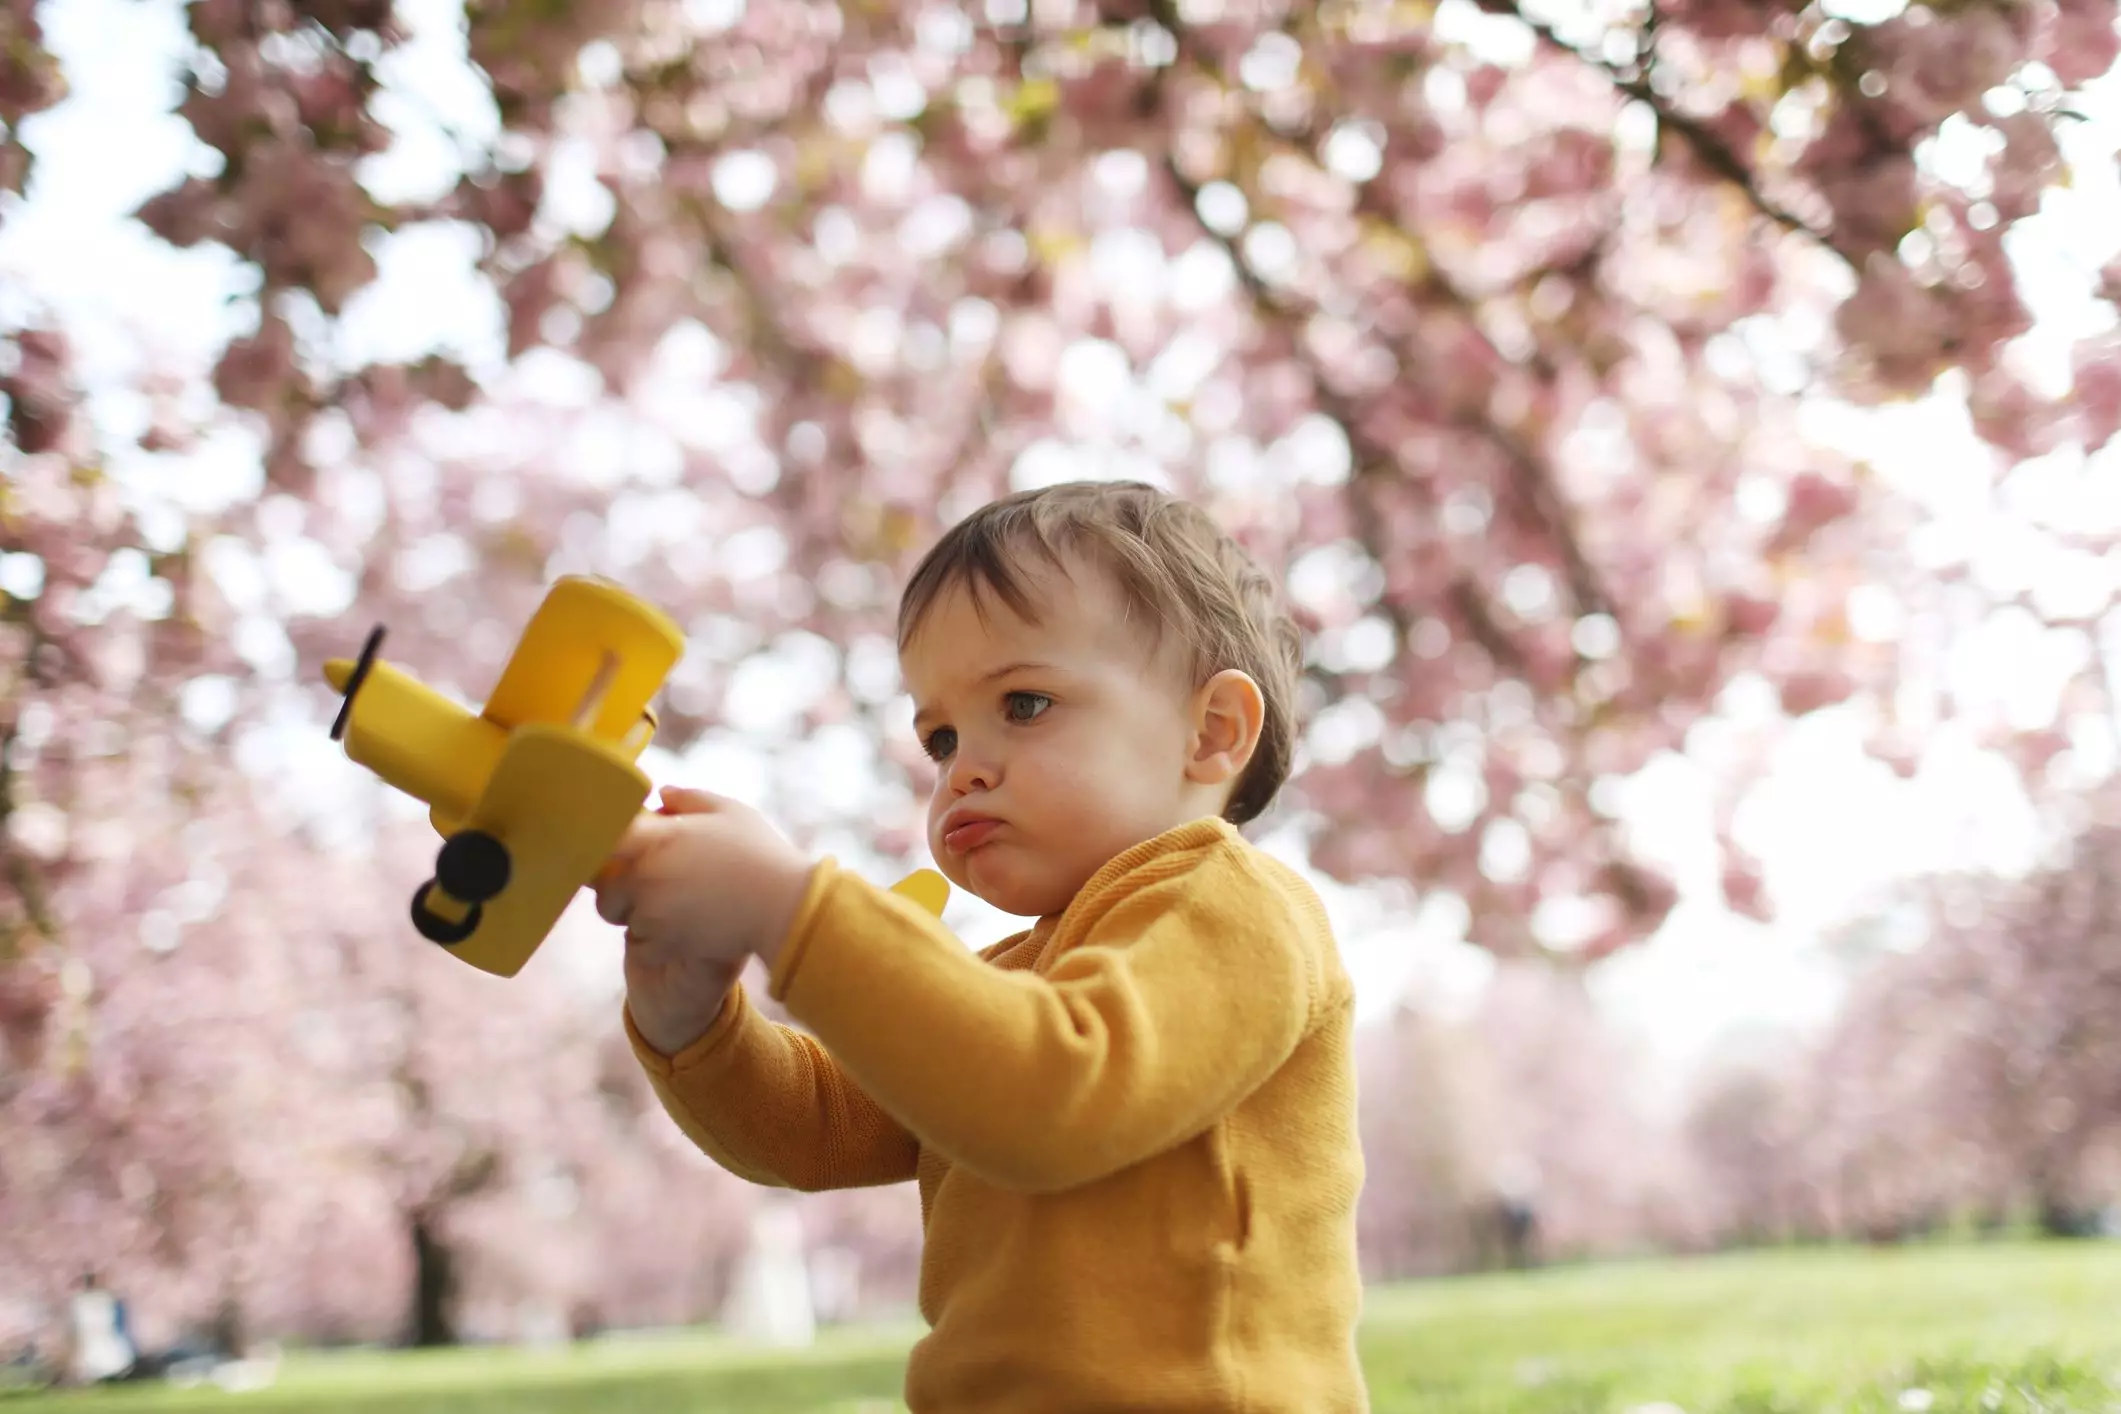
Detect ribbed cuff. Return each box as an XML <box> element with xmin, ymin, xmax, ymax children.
<box><xmin>623</xmin><ymin>984</ymin><xmax>744</xmax><ymax>1077</ymax></box>
<box><xmin>767</xmin><ymin>856</ymin><xmax>842</xmax><ymax>1001</ymax></box>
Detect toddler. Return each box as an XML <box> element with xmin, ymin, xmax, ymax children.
<box><xmin>595</xmin><ymin>480</ymin><xmax>1367</xmax><ymax>1411</ymax></box>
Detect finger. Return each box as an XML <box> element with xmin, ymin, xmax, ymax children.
<box><xmin>656</xmin><ymin>785</ymin><xmax>730</xmax><ymax>816</ymax></box>
<box><xmin>594</xmin><ymin>879</ymin><xmax>635</xmax><ymax>926</ymax></box>
<box><xmin>624</xmin><ymin>922</ymin><xmax>674</xmax><ymax>966</ymax></box>
<box><xmin>605</xmin><ymin>812</ymin><xmax>675</xmax><ymax>869</ymax></box>
<box><xmin>591</xmin><ymin>843</ymin><xmax>640</xmax><ymax>886</ymax></box>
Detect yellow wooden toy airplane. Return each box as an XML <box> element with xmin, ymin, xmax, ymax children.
<box><xmin>323</xmin><ymin>575</ymin><xmax>949</xmax><ymax>978</ymax></box>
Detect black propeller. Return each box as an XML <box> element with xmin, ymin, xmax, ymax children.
<box><xmin>329</xmin><ymin>624</ymin><xmax>386</xmax><ymax>743</ymax></box>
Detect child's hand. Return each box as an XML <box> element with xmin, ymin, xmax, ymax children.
<box><xmin>594</xmin><ymin>786</ymin><xmax>815</xmax><ymax>1056</ymax></box>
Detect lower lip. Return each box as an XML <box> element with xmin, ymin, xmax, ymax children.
<box><xmin>945</xmin><ymin>820</ymin><xmax>1001</xmax><ymax>852</ymax></box>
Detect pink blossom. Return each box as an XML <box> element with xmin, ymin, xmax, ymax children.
<box><xmin>1722</xmin><ymin>591</ymin><xmax>1781</xmax><ymax>639</ymax></box>
<box><xmin>0</xmin><ymin>0</ymin><xmax>65</xmax><ymax>124</ymax></box>
<box><xmin>1720</xmin><ymin>854</ymin><xmax>1769</xmax><ymax>920</ymax></box>
<box><xmin>184</xmin><ymin>0</ymin><xmax>246</xmax><ymax>46</ymax></box>
<box><xmin>135</xmin><ymin>177</ymin><xmax>229</xmax><ymax>248</ymax></box>
<box><xmin>211</xmin><ymin>310</ymin><xmax>299</xmax><ymax>412</ymax></box>
<box><xmin>2011</xmin><ymin>726</ymin><xmax>2070</xmax><ymax>775</ymax></box>
<box><xmin>468</xmin><ymin>0</ymin><xmax>641</xmax><ymax>121</ymax></box>
<box><xmin>501</xmin><ymin>256</ymin><xmax>563</xmax><ymax>359</ymax></box>
<box><xmin>3</xmin><ymin>327</ymin><xmax>79</xmax><ymax>454</ymax></box>
<box><xmin>447</xmin><ymin>168</ymin><xmax>544</xmax><ymax>242</ymax></box>
<box><xmin>178</xmin><ymin>43</ymin><xmax>278</xmax><ymax>155</ymax></box>
<box><xmin>1867</xmin><ymin>6</ymin><xmax>2025</xmax><ymax>127</ymax></box>
<box><xmin>1521</xmin><ymin>128</ymin><xmax>1615</xmax><ymax>202</ymax></box>
<box><xmin>2096</xmin><ymin>257</ymin><xmax>2121</xmax><ymax>306</ymax></box>
<box><xmin>1597</xmin><ymin>860</ymin><xmax>1681</xmax><ymax>933</ymax></box>
<box><xmin>1987</xmin><ymin>112</ymin><xmax>2063</xmax><ymax>221</ymax></box>
<box><xmin>2038</xmin><ymin>0</ymin><xmax>2121</xmax><ymax>85</ymax></box>
<box><xmin>232</xmin><ymin>141</ymin><xmax>378</xmax><ymax>314</ymax></box>
<box><xmin>290</xmin><ymin>61</ymin><xmax>384</xmax><ymax>154</ymax></box>
<box><xmin>1952</xmin><ymin>222</ymin><xmax>2036</xmax><ymax>360</ymax></box>
<box><xmin>1465</xmin><ymin>64</ymin><xmax>1508</xmax><ymax>109</ymax></box>
<box><xmin>1868</xmin><ymin>727</ymin><xmax>1922</xmax><ymax>779</ymax></box>
<box><xmin>1769</xmin><ymin>471</ymin><xmax>1860</xmax><ymax>554</ymax></box>
<box><xmin>1834</xmin><ymin>255</ymin><xmax>1954</xmax><ymax>392</ymax></box>
<box><xmin>1666</xmin><ymin>0</ymin><xmax>1787</xmax><ymax>39</ymax></box>
<box><xmin>1810</xmin><ymin>151</ymin><xmax>1919</xmax><ymax>257</ymax></box>
<box><xmin>1779</xmin><ymin>665</ymin><xmax>1858</xmax><ymax>715</ymax></box>
<box><xmin>301</xmin><ymin>0</ymin><xmax>397</xmax><ymax>38</ymax></box>
<box><xmin>1968</xmin><ymin>366</ymin><xmax>2066</xmax><ymax>458</ymax></box>
<box><xmin>2072</xmin><ymin>333</ymin><xmax>2121</xmax><ymax>452</ymax></box>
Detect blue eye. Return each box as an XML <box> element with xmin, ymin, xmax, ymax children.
<box><xmin>1005</xmin><ymin>692</ymin><xmax>1051</xmax><ymax>723</ymax></box>
<box><xmin>921</xmin><ymin>727</ymin><xmax>957</xmax><ymax>761</ymax></box>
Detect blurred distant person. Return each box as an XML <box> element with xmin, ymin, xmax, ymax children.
<box><xmin>64</xmin><ymin>1273</ymin><xmax>134</xmax><ymax>1385</ymax></box>
<box><xmin>1490</xmin><ymin>1157</ymin><xmax>1542</xmax><ymax>1271</ymax></box>
<box><xmin>596</xmin><ymin>482</ymin><xmax>1367</xmax><ymax>1412</ymax></box>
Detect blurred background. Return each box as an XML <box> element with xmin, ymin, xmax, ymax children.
<box><xmin>2</xmin><ymin>0</ymin><xmax>2120</xmax><ymax>1400</ymax></box>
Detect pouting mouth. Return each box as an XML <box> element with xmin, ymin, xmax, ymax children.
<box><xmin>328</xmin><ymin>624</ymin><xmax>386</xmax><ymax>742</ymax></box>
<box><xmin>942</xmin><ymin>815</ymin><xmax>1003</xmax><ymax>853</ymax></box>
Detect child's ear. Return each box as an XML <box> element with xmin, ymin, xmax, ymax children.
<box><xmin>1186</xmin><ymin>669</ymin><xmax>1266</xmax><ymax>790</ymax></box>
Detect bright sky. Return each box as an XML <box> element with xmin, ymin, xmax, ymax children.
<box><xmin>5</xmin><ymin>0</ymin><xmax>2118</xmax><ymax>1107</ymax></box>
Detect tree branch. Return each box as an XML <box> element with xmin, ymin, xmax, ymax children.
<box><xmin>1154</xmin><ymin>145</ymin><xmax>1528</xmax><ymax>676</ymax></box>
<box><xmin>0</xmin><ymin>602</ymin><xmax>64</xmax><ymax>962</ymax></box>
<box><xmin>1504</xmin><ymin>3</ymin><xmax>1858</xmax><ymax>267</ymax></box>
<box><xmin>1363</xmin><ymin>225</ymin><xmax>1616</xmax><ymax>623</ymax></box>
<box><xmin>1171</xmin><ymin>4</ymin><xmax>1619</xmax><ymax>628</ymax></box>
<box><xmin>1141</xmin><ymin>4</ymin><xmax>1613</xmax><ymax>659</ymax></box>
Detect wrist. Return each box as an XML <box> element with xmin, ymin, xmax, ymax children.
<box><xmin>753</xmin><ymin>854</ymin><xmax>819</xmax><ymax>973</ymax></box>
<box><xmin>632</xmin><ymin>970</ymin><xmax>738</xmax><ymax>1058</ymax></box>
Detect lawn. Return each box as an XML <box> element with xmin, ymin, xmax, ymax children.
<box><xmin>13</xmin><ymin>1241</ymin><xmax>2121</xmax><ymax>1413</ymax></box>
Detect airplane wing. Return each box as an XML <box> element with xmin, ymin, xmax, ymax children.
<box><xmin>481</xmin><ymin>576</ymin><xmax>685</xmax><ymax>742</ymax></box>
<box><xmin>889</xmin><ymin>869</ymin><xmax>950</xmax><ymax>917</ymax></box>
<box><xmin>425</xmin><ymin>723</ymin><xmax>653</xmax><ymax>977</ymax></box>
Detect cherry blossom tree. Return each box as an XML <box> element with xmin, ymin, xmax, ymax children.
<box><xmin>97</xmin><ymin>0</ymin><xmax>2118</xmax><ymax>957</ymax></box>
<box><xmin>1</xmin><ymin>765</ymin><xmax>763</xmax><ymax>1356</ymax></box>
<box><xmin>4</xmin><ymin>0</ymin><xmax>2121</xmax><ymax>1352</ymax></box>
<box><xmin>1358</xmin><ymin>961</ymin><xmax>1705</xmax><ymax>1276</ymax></box>
<box><xmin>1707</xmin><ymin>790</ymin><xmax>2121</xmax><ymax>1245</ymax></box>
<box><xmin>0</xmin><ymin>325</ymin><xmax>752</xmax><ymax>1357</ymax></box>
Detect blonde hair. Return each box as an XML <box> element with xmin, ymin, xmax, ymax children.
<box><xmin>896</xmin><ymin>481</ymin><xmax>1303</xmax><ymax>825</ymax></box>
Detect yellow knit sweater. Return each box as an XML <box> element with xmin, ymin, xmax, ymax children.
<box><xmin>625</xmin><ymin>818</ymin><xmax>1368</xmax><ymax>1412</ymax></box>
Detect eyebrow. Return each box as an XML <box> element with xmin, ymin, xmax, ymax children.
<box><xmin>911</xmin><ymin>660</ymin><xmax>1059</xmax><ymax>729</ymax></box>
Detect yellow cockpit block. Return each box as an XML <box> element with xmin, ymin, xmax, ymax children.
<box><xmin>481</xmin><ymin>576</ymin><xmax>684</xmax><ymax>743</ymax></box>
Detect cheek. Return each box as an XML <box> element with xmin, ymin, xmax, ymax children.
<box><xmin>1007</xmin><ymin>732</ymin><xmax>1083</xmax><ymax>798</ymax></box>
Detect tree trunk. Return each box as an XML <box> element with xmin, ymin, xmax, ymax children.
<box><xmin>407</xmin><ymin>1211</ymin><xmax>457</xmax><ymax>1347</ymax></box>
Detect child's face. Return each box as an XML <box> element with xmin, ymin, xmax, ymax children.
<box><xmin>900</xmin><ymin>553</ymin><xmax>1210</xmax><ymax>918</ymax></box>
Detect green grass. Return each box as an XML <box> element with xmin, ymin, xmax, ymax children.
<box><xmin>1357</xmin><ymin>1241</ymin><xmax>2121</xmax><ymax>1412</ymax></box>
<box><xmin>13</xmin><ymin>1242</ymin><xmax>2121</xmax><ymax>1412</ymax></box>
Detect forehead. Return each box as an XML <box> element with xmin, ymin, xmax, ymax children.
<box><xmin>900</xmin><ymin>551</ymin><xmax>1152</xmax><ymax>691</ymax></box>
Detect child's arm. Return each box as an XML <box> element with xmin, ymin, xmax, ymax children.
<box><xmin>626</xmin><ymin>983</ymin><xmax>919</xmax><ymax>1191</ymax></box>
<box><xmin>763</xmin><ymin>839</ymin><xmax>1324</xmax><ymax>1194</ymax></box>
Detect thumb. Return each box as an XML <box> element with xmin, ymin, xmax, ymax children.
<box><xmin>656</xmin><ymin>785</ymin><xmax>731</xmax><ymax>816</ymax></box>
<box><xmin>603</xmin><ymin>810</ymin><xmax>677</xmax><ymax>872</ymax></box>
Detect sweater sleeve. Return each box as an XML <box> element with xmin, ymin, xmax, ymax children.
<box><xmin>626</xmin><ymin>978</ymin><xmax>919</xmax><ymax>1192</ymax></box>
<box><xmin>769</xmin><ymin>845</ymin><xmax>1321</xmax><ymax>1194</ymax></box>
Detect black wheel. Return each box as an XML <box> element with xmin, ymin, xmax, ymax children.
<box><xmin>329</xmin><ymin>624</ymin><xmax>386</xmax><ymax>742</ymax></box>
<box><xmin>435</xmin><ymin>830</ymin><xmax>511</xmax><ymax>903</ymax></box>
<box><xmin>410</xmin><ymin>881</ymin><xmax>481</xmax><ymax>946</ymax></box>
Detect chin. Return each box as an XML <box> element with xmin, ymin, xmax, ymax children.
<box><xmin>957</xmin><ymin>858</ymin><xmax>1076</xmax><ymax>919</ymax></box>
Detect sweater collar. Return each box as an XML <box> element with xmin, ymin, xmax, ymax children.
<box><xmin>1032</xmin><ymin>816</ymin><xmax>1238</xmax><ymax>936</ymax></box>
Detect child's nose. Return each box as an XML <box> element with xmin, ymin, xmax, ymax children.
<box><xmin>946</xmin><ymin>750</ymin><xmax>997</xmax><ymax>795</ymax></box>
